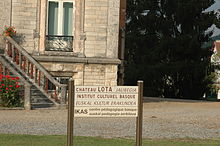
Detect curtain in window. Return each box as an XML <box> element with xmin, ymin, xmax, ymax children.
<box><xmin>48</xmin><ymin>2</ymin><xmax>58</xmax><ymax>35</ymax></box>
<box><xmin>63</xmin><ymin>2</ymin><xmax>73</xmax><ymax>36</ymax></box>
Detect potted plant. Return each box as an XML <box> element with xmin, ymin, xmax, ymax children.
<box><xmin>2</xmin><ymin>25</ymin><xmax>16</xmax><ymax>37</ymax></box>
<box><xmin>1</xmin><ymin>26</ymin><xmax>17</xmax><ymax>56</ymax></box>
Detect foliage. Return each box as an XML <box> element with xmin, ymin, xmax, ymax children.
<box><xmin>2</xmin><ymin>25</ymin><xmax>16</xmax><ymax>37</ymax></box>
<box><xmin>0</xmin><ymin>74</ymin><xmax>22</xmax><ymax>107</ymax></box>
<box><xmin>125</xmin><ymin>0</ymin><xmax>217</xmax><ymax>99</ymax></box>
<box><xmin>205</xmin><ymin>64</ymin><xmax>220</xmax><ymax>98</ymax></box>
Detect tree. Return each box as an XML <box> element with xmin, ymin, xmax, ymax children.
<box><xmin>125</xmin><ymin>0</ymin><xmax>217</xmax><ymax>98</ymax></box>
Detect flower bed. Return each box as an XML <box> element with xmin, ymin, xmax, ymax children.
<box><xmin>0</xmin><ymin>74</ymin><xmax>23</xmax><ymax>107</ymax></box>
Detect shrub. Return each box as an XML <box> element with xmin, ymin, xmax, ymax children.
<box><xmin>0</xmin><ymin>74</ymin><xmax>22</xmax><ymax>107</ymax></box>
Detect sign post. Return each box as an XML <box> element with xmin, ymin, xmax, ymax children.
<box><xmin>74</xmin><ymin>86</ymin><xmax>139</xmax><ymax>117</ymax></box>
<box><xmin>67</xmin><ymin>79</ymin><xmax>74</xmax><ymax>146</ymax></box>
<box><xmin>67</xmin><ymin>80</ymin><xmax>144</xmax><ymax>146</ymax></box>
<box><xmin>136</xmin><ymin>81</ymin><xmax>143</xmax><ymax>146</ymax></box>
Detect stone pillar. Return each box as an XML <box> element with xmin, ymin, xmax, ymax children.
<box><xmin>60</xmin><ymin>86</ymin><xmax>67</xmax><ymax>105</ymax></box>
<box><xmin>74</xmin><ymin>0</ymin><xmax>81</xmax><ymax>53</ymax></box>
<box><xmin>39</xmin><ymin>0</ymin><xmax>47</xmax><ymax>53</ymax></box>
<box><xmin>74</xmin><ymin>0</ymin><xmax>86</xmax><ymax>56</ymax></box>
<box><xmin>0</xmin><ymin>0</ymin><xmax>12</xmax><ymax>50</ymax></box>
<box><xmin>24</xmin><ymin>82</ymin><xmax>31</xmax><ymax>110</ymax></box>
<box><xmin>80</xmin><ymin>0</ymin><xmax>86</xmax><ymax>56</ymax></box>
<box><xmin>106</xmin><ymin>0</ymin><xmax>120</xmax><ymax>58</ymax></box>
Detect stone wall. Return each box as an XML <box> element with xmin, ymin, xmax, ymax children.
<box><xmin>40</xmin><ymin>62</ymin><xmax>118</xmax><ymax>86</ymax></box>
<box><xmin>0</xmin><ymin>0</ymin><xmax>120</xmax><ymax>86</ymax></box>
<box><xmin>1</xmin><ymin>0</ymin><xmax>120</xmax><ymax>58</ymax></box>
<box><xmin>11</xmin><ymin>0</ymin><xmax>40</xmax><ymax>54</ymax></box>
<box><xmin>0</xmin><ymin>0</ymin><xmax>11</xmax><ymax>50</ymax></box>
<box><xmin>84</xmin><ymin>0</ymin><xmax>120</xmax><ymax>58</ymax></box>
<box><xmin>84</xmin><ymin>64</ymin><xmax>117</xmax><ymax>86</ymax></box>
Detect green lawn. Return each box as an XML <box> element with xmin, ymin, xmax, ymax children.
<box><xmin>0</xmin><ymin>134</ymin><xmax>220</xmax><ymax>146</ymax></box>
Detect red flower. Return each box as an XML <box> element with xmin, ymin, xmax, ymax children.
<box><xmin>5</xmin><ymin>75</ymin><xmax>11</xmax><ymax>78</ymax></box>
<box><xmin>15</xmin><ymin>85</ymin><xmax>20</xmax><ymax>88</ymax></box>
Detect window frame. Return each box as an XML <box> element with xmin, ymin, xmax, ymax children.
<box><xmin>40</xmin><ymin>0</ymin><xmax>85</xmax><ymax>54</ymax></box>
<box><xmin>47</xmin><ymin>0</ymin><xmax>75</xmax><ymax>36</ymax></box>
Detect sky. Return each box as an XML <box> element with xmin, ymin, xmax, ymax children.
<box><xmin>206</xmin><ymin>0</ymin><xmax>220</xmax><ymax>12</ymax></box>
<box><xmin>206</xmin><ymin>0</ymin><xmax>220</xmax><ymax>36</ymax></box>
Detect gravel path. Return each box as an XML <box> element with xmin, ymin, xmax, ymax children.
<box><xmin>0</xmin><ymin>99</ymin><xmax>220</xmax><ymax>139</ymax></box>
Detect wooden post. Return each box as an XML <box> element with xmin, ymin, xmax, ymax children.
<box><xmin>23</xmin><ymin>58</ymin><xmax>26</xmax><ymax>72</ymax></box>
<box><xmin>11</xmin><ymin>45</ymin><xmax>15</xmax><ymax>62</ymax></box>
<box><xmin>30</xmin><ymin>64</ymin><xmax>34</xmax><ymax>79</ymax></box>
<box><xmin>27</xmin><ymin>61</ymin><xmax>30</xmax><ymax>76</ymax></box>
<box><xmin>136</xmin><ymin>81</ymin><xmax>143</xmax><ymax>146</ymax></box>
<box><xmin>67</xmin><ymin>79</ymin><xmax>74</xmax><ymax>146</ymax></box>
<box><xmin>19</xmin><ymin>52</ymin><xmax>22</xmax><ymax>68</ymax></box>
<box><xmin>45</xmin><ymin>78</ymin><xmax>49</xmax><ymax>93</ymax></box>
<box><xmin>35</xmin><ymin>68</ymin><xmax>38</xmax><ymax>83</ymax></box>
<box><xmin>16</xmin><ymin>51</ymin><xmax>19</xmax><ymax>65</ymax></box>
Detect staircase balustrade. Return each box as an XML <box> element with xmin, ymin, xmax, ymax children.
<box><xmin>4</xmin><ymin>36</ymin><xmax>67</xmax><ymax>105</ymax></box>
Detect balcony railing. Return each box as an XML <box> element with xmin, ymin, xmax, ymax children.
<box><xmin>46</xmin><ymin>35</ymin><xmax>74</xmax><ymax>52</ymax></box>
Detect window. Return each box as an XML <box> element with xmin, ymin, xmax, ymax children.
<box><xmin>48</xmin><ymin>77</ymin><xmax>70</xmax><ymax>90</ymax></box>
<box><xmin>48</xmin><ymin>0</ymin><xmax>74</xmax><ymax>36</ymax></box>
<box><xmin>46</xmin><ymin>0</ymin><xmax>75</xmax><ymax>52</ymax></box>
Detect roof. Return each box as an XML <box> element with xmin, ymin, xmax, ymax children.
<box><xmin>214</xmin><ymin>41</ymin><xmax>220</xmax><ymax>55</ymax></box>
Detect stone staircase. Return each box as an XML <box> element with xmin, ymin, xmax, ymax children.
<box><xmin>0</xmin><ymin>55</ymin><xmax>55</xmax><ymax>109</ymax></box>
<box><xmin>0</xmin><ymin>36</ymin><xmax>67</xmax><ymax>109</ymax></box>
<box><xmin>30</xmin><ymin>86</ymin><xmax>54</xmax><ymax>108</ymax></box>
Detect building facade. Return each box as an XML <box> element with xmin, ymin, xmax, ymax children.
<box><xmin>0</xmin><ymin>0</ymin><xmax>125</xmax><ymax>86</ymax></box>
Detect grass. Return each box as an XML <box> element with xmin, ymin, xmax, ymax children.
<box><xmin>0</xmin><ymin>134</ymin><xmax>220</xmax><ymax>146</ymax></box>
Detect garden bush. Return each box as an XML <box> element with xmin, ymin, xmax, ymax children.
<box><xmin>0</xmin><ymin>74</ymin><xmax>22</xmax><ymax>107</ymax></box>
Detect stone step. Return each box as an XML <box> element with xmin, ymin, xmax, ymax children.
<box><xmin>31</xmin><ymin>90</ymin><xmax>44</xmax><ymax>95</ymax></box>
<box><xmin>31</xmin><ymin>96</ymin><xmax>53</xmax><ymax>103</ymax></box>
<box><xmin>31</xmin><ymin>103</ymin><xmax>55</xmax><ymax>109</ymax></box>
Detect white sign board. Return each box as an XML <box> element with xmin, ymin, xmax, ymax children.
<box><xmin>74</xmin><ymin>86</ymin><xmax>138</xmax><ymax>117</ymax></box>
